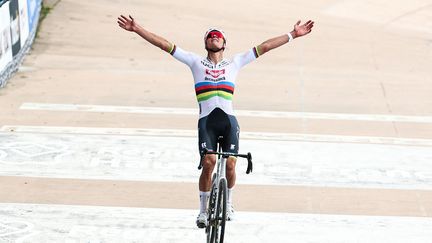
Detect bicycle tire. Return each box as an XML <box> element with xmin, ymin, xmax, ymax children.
<box><xmin>211</xmin><ymin>178</ymin><xmax>227</xmax><ymax>243</ymax></box>
<box><xmin>206</xmin><ymin>174</ymin><xmax>217</xmax><ymax>243</ymax></box>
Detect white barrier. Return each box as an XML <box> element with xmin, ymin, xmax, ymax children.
<box><xmin>0</xmin><ymin>0</ymin><xmax>41</xmax><ymax>88</ymax></box>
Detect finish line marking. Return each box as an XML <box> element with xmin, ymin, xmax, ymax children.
<box><xmin>19</xmin><ymin>102</ymin><xmax>432</xmax><ymax>123</ymax></box>
<box><xmin>2</xmin><ymin>125</ymin><xmax>432</xmax><ymax>146</ymax></box>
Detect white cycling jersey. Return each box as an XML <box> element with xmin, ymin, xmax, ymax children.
<box><xmin>170</xmin><ymin>45</ymin><xmax>260</xmax><ymax>118</ymax></box>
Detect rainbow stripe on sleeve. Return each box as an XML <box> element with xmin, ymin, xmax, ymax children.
<box><xmin>195</xmin><ymin>81</ymin><xmax>235</xmax><ymax>102</ymax></box>
<box><xmin>253</xmin><ymin>46</ymin><xmax>261</xmax><ymax>58</ymax></box>
<box><xmin>168</xmin><ymin>44</ymin><xmax>176</xmax><ymax>55</ymax></box>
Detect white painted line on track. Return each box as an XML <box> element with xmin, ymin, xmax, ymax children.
<box><xmin>2</xmin><ymin>125</ymin><xmax>432</xmax><ymax>146</ymax></box>
<box><xmin>20</xmin><ymin>102</ymin><xmax>432</xmax><ymax>123</ymax></box>
<box><xmin>1</xmin><ymin>127</ymin><xmax>432</xmax><ymax>189</ymax></box>
<box><xmin>1</xmin><ymin>203</ymin><xmax>431</xmax><ymax>243</ymax></box>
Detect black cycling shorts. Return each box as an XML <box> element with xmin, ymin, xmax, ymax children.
<box><xmin>198</xmin><ymin>108</ymin><xmax>240</xmax><ymax>154</ymax></box>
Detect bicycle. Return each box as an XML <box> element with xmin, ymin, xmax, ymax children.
<box><xmin>198</xmin><ymin>138</ymin><xmax>253</xmax><ymax>243</ymax></box>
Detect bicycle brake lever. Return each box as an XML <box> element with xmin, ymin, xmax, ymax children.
<box><xmin>246</xmin><ymin>152</ymin><xmax>253</xmax><ymax>174</ymax></box>
<box><xmin>198</xmin><ymin>148</ymin><xmax>209</xmax><ymax>170</ymax></box>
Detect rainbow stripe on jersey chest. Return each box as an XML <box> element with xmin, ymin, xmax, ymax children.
<box><xmin>195</xmin><ymin>68</ymin><xmax>234</xmax><ymax>102</ymax></box>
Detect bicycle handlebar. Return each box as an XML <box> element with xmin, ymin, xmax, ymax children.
<box><xmin>198</xmin><ymin>148</ymin><xmax>253</xmax><ymax>174</ymax></box>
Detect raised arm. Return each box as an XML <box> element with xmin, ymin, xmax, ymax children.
<box><xmin>117</xmin><ymin>15</ymin><xmax>174</xmax><ymax>53</ymax></box>
<box><xmin>256</xmin><ymin>20</ymin><xmax>314</xmax><ymax>56</ymax></box>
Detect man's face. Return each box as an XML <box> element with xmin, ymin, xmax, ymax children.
<box><xmin>205</xmin><ymin>31</ymin><xmax>225</xmax><ymax>50</ymax></box>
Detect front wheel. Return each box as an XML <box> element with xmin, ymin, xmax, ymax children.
<box><xmin>206</xmin><ymin>174</ymin><xmax>217</xmax><ymax>243</ymax></box>
<box><xmin>210</xmin><ymin>178</ymin><xmax>227</xmax><ymax>243</ymax></box>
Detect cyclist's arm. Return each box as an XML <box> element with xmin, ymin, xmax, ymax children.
<box><xmin>118</xmin><ymin>15</ymin><xmax>174</xmax><ymax>53</ymax></box>
<box><xmin>256</xmin><ymin>20</ymin><xmax>314</xmax><ymax>56</ymax></box>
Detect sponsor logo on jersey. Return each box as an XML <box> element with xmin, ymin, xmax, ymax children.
<box><xmin>204</xmin><ymin>76</ymin><xmax>226</xmax><ymax>82</ymax></box>
<box><xmin>200</xmin><ymin>60</ymin><xmax>214</xmax><ymax>68</ymax></box>
<box><xmin>206</xmin><ymin>69</ymin><xmax>225</xmax><ymax>78</ymax></box>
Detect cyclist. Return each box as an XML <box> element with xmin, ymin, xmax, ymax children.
<box><xmin>117</xmin><ymin>15</ymin><xmax>314</xmax><ymax>228</ymax></box>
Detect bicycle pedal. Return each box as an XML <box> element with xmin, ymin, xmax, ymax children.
<box><xmin>196</xmin><ymin>221</ymin><xmax>207</xmax><ymax>229</ymax></box>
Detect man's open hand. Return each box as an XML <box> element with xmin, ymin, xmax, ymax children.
<box><xmin>118</xmin><ymin>15</ymin><xmax>137</xmax><ymax>32</ymax></box>
<box><xmin>293</xmin><ymin>20</ymin><xmax>314</xmax><ymax>38</ymax></box>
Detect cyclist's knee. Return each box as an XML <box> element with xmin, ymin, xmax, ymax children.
<box><xmin>226</xmin><ymin>157</ymin><xmax>237</xmax><ymax>172</ymax></box>
<box><xmin>202</xmin><ymin>154</ymin><xmax>216</xmax><ymax>172</ymax></box>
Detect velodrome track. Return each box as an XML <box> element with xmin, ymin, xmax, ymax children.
<box><xmin>1</xmin><ymin>0</ymin><xmax>431</xmax><ymax>242</ymax></box>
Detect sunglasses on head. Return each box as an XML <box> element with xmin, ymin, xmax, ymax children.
<box><xmin>206</xmin><ymin>31</ymin><xmax>224</xmax><ymax>40</ymax></box>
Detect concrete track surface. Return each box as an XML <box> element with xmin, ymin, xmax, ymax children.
<box><xmin>0</xmin><ymin>0</ymin><xmax>431</xmax><ymax>242</ymax></box>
